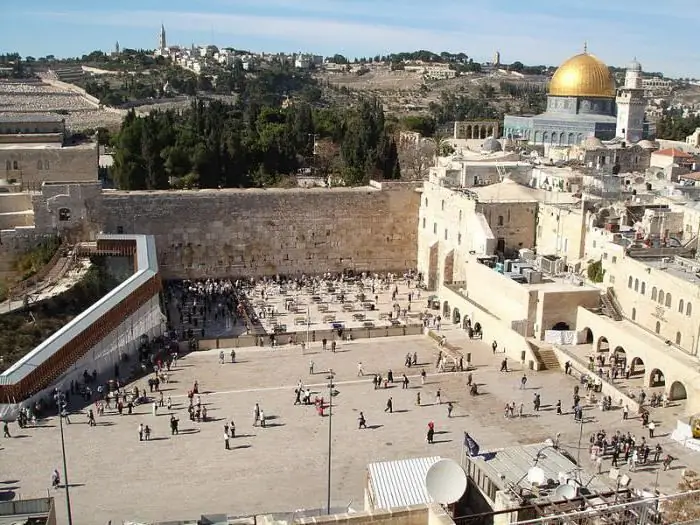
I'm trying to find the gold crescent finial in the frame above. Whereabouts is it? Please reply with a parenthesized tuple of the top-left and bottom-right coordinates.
(583, 41, 588, 54)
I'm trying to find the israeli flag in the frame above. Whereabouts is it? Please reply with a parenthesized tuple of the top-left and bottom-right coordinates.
(464, 432, 480, 457)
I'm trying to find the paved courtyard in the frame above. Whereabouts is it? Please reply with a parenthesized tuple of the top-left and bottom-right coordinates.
(2, 328, 699, 525)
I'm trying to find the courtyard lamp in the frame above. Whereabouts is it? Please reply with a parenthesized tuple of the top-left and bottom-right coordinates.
(326, 369, 336, 514)
(53, 388, 74, 525)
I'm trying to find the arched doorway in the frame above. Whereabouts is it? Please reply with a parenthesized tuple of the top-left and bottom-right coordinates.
(453, 308, 461, 325)
(649, 369, 666, 388)
(613, 346, 626, 367)
(581, 328, 594, 344)
(670, 381, 687, 401)
(597, 336, 610, 352)
(551, 322, 570, 331)
(443, 301, 450, 318)
(462, 316, 470, 330)
(630, 357, 645, 377)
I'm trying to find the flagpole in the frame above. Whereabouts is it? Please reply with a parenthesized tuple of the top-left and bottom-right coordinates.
(461, 432, 465, 468)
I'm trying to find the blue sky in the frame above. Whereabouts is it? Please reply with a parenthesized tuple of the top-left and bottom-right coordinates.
(5, 0, 699, 78)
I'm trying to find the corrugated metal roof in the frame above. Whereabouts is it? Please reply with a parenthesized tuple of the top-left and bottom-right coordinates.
(367, 456, 441, 509)
(472, 443, 612, 502)
(0, 234, 159, 385)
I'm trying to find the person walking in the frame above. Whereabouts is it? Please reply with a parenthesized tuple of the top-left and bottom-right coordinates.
(622, 405, 629, 420)
(427, 421, 435, 444)
(3, 421, 10, 438)
(385, 397, 393, 413)
(648, 421, 656, 438)
(402, 374, 409, 389)
(654, 444, 662, 463)
(224, 428, 230, 450)
(357, 362, 364, 377)
(253, 403, 260, 427)
(435, 389, 442, 405)
(420, 369, 427, 385)
(447, 402, 454, 418)
(309, 361, 315, 375)
(500, 358, 508, 372)
(230, 349, 236, 363)
(358, 412, 367, 429)
(520, 375, 527, 390)
(259, 409, 266, 428)
(138, 423, 144, 441)
(556, 400, 562, 415)
(152, 401, 158, 416)
(416, 392, 421, 406)
(167, 396, 172, 411)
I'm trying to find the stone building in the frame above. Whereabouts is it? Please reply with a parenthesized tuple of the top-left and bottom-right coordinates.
(503, 49, 652, 146)
(0, 114, 98, 191)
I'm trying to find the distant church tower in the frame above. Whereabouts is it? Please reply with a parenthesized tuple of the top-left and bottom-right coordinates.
(616, 58, 646, 143)
(493, 50, 501, 66)
(115, 41, 120, 56)
(159, 24, 167, 52)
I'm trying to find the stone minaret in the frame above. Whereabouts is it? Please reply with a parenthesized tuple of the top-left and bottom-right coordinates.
(115, 41, 120, 55)
(616, 59, 646, 143)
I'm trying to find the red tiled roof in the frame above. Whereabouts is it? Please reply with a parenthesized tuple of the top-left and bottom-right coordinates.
(680, 171, 700, 181)
(656, 148, 695, 159)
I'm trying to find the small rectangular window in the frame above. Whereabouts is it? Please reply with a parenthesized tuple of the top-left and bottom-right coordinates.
(422, 218, 426, 229)
(612, 256, 617, 263)
(458, 233, 462, 245)
(444, 229, 448, 240)
(433, 223, 437, 234)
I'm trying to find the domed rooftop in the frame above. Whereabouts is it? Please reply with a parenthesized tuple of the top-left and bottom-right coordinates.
(628, 58, 642, 72)
(481, 137, 502, 153)
(637, 139, 658, 150)
(549, 52, 616, 98)
(581, 136, 605, 150)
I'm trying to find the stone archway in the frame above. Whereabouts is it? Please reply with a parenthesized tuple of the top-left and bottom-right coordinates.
(552, 322, 570, 331)
(443, 300, 450, 318)
(612, 346, 626, 368)
(453, 308, 461, 325)
(597, 336, 610, 352)
(462, 316, 470, 330)
(630, 356, 645, 377)
(581, 327, 594, 344)
(649, 368, 666, 388)
(670, 381, 687, 401)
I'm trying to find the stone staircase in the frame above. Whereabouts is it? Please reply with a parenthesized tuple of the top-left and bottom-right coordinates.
(528, 340, 561, 371)
(600, 288, 623, 321)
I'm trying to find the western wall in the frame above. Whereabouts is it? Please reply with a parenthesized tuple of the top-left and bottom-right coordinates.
(28, 180, 421, 280)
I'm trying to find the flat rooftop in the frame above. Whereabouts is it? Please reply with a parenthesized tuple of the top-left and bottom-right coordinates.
(0, 113, 65, 123)
(640, 255, 700, 285)
(471, 442, 613, 502)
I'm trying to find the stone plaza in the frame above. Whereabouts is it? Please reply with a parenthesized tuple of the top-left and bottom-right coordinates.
(3, 326, 700, 525)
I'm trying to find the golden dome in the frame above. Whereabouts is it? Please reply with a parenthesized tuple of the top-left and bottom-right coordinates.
(549, 53, 616, 98)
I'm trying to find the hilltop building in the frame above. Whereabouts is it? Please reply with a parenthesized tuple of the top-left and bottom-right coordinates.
(503, 48, 652, 147)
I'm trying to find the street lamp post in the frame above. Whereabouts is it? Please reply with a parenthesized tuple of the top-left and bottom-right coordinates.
(327, 369, 335, 514)
(54, 389, 74, 525)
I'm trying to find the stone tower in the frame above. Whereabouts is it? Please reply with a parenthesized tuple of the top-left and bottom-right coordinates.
(493, 50, 501, 66)
(115, 41, 120, 55)
(159, 24, 167, 51)
(616, 59, 646, 143)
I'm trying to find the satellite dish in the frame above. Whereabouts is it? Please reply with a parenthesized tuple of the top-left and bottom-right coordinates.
(425, 459, 468, 505)
(527, 467, 546, 486)
(554, 484, 577, 500)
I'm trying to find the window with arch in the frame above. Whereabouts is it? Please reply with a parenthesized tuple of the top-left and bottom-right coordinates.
(676, 332, 682, 344)
(665, 293, 672, 308)
(37, 160, 43, 170)
(497, 215, 504, 226)
(441, 200, 445, 211)
(641, 282, 646, 295)
(679, 299, 685, 313)
(507, 210, 511, 223)
(422, 218, 426, 229)
(628, 276, 633, 288)
(655, 321, 661, 334)
(459, 210, 462, 222)
(631, 307, 636, 321)
(651, 287, 657, 301)
(44, 160, 49, 170)
(634, 278, 639, 292)
(424, 198, 428, 207)
(12, 161, 18, 170)
(658, 290, 665, 304)
(687, 303, 693, 316)
(433, 223, 437, 234)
